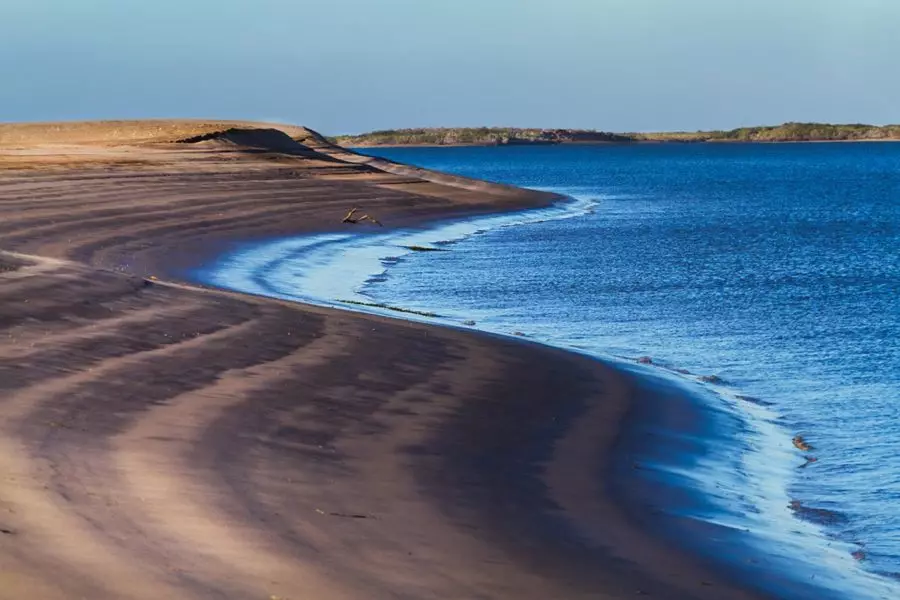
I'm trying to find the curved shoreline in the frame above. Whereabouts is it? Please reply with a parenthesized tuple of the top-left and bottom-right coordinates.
(201, 202, 876, 600)
(0, 125, 772, 599)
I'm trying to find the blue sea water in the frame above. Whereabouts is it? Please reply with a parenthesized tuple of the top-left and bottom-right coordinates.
(201, 142, 900, 599)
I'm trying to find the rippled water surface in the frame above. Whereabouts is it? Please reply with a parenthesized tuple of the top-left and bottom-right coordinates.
(363, 143, 900, 590)
(205, 142, 900, 598)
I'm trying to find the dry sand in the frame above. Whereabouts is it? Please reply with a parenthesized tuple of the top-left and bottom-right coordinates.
(0, 121, 766, 599)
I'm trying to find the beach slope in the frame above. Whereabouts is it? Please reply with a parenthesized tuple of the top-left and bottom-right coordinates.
(0, 121, 764, 599)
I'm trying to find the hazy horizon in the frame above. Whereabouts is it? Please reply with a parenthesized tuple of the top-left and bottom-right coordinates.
(2, 0, 898, 135)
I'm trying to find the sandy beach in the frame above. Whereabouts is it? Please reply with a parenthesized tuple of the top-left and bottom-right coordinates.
(0, 121, 768, 599)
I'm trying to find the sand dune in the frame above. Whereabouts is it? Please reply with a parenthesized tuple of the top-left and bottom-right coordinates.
(0, 119, 311, 146)
(0, 121, 764, 599)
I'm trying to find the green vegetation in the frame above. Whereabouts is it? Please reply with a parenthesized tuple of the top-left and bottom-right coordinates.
(632, 122, 900, 142)
(338, 299, 440, 318)
(714, 122, 900, 141)
(333, 123, 900, 147)
(333, 127, 630, 146)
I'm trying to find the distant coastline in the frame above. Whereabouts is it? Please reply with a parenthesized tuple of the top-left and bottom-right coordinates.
(333, 122, 900, 147)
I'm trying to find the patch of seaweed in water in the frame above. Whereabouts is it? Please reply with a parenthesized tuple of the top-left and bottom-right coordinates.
(736, 394, 776, 407)
(788, 500, 849, 526)
(403, 245, 449, 252)
(338, 299, 441, 318)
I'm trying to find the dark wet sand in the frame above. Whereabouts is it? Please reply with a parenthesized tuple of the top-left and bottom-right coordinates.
(0, 121, 768, 599)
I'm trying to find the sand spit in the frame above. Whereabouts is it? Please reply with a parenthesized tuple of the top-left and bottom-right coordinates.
(0, 120, 765, 599)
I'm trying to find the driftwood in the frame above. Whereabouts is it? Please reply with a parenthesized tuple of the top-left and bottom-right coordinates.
(342, 207, 383, 226)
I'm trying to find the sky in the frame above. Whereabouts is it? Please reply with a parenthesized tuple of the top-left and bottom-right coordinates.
(1, 0, 898, 135)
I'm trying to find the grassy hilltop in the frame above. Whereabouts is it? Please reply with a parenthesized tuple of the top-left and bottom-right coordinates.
(334, 122, 900, 147)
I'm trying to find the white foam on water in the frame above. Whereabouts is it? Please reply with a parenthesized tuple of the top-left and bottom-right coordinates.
(202, 192, 597, 313)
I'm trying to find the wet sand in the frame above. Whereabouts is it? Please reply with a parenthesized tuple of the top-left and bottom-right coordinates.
(0, 121, 767, 599)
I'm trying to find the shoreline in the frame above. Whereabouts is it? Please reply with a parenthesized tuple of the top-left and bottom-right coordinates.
(0, 121, 773, 599)
(194, 239, 777, 599)
(199, 197, 882, 600)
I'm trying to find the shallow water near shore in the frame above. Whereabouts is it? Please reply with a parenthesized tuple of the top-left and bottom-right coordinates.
(199, 142, 900, 599)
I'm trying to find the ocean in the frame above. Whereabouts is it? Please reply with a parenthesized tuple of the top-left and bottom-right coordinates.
(200, 142, 900, 599)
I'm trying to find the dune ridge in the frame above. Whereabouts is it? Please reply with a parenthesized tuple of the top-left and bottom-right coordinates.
(0, 119, 311, 146)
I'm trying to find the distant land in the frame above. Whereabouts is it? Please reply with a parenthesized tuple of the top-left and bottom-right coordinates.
(333, 122, 900, 147)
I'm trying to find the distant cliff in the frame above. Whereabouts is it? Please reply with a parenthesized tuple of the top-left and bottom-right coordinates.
(334, 123, 900, 147)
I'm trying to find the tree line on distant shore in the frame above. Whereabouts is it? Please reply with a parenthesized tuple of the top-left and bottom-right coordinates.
(333, 123, 900, 146)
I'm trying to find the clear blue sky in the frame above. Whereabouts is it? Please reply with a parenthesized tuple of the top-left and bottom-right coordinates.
(1, 0, 897, 134)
